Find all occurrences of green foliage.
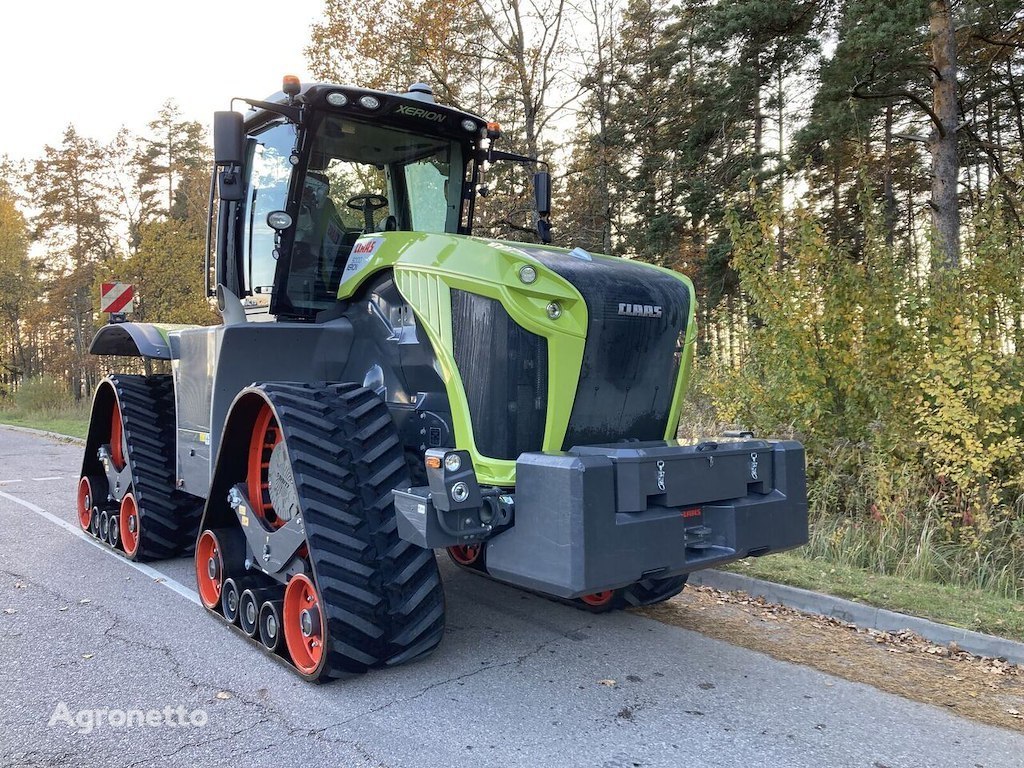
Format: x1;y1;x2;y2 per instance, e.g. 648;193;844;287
0;189;34;390
705;185;1024;598
711;189;917;446
127;218;217;324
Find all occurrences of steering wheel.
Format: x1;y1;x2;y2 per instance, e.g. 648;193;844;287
346;194;389;231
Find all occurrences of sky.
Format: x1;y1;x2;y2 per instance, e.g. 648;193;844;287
0;0;323;162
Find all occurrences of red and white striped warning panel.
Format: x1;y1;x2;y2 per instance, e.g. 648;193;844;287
100;282;135;313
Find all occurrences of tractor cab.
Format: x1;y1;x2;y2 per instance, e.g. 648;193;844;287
210;79;549;321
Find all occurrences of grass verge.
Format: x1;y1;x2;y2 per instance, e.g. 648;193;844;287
723;551;1024;643
0;406;90;440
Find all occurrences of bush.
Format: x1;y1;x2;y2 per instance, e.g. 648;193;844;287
701;187;1024;598
12;377;71;413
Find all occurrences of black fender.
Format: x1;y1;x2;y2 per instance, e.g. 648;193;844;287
89;322;190;360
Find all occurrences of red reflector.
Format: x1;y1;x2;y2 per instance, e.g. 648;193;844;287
681;507;702;519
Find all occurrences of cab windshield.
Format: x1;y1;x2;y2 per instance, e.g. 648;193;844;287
275;115;465;313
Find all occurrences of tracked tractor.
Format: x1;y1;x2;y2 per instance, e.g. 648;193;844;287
77;77;809;681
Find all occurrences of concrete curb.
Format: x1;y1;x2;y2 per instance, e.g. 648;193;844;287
689;569;1024;665
0;423;85;446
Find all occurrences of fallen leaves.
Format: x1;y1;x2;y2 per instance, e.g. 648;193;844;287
636;585;1024;731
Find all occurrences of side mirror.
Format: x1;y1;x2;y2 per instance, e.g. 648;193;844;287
214;111;245;202
214;111;244;165
533;171;551;217
533;171;552;244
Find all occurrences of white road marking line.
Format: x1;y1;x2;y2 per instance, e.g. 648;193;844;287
0;489;201;606
0;479;24;485
31;476;64;481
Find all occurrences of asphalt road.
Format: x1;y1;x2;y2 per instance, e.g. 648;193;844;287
1;426;1021;768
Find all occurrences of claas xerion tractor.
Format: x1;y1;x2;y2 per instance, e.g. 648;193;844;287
76;77;808;681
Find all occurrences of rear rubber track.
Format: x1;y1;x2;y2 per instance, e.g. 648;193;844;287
447;544;688;612
108;374;203;559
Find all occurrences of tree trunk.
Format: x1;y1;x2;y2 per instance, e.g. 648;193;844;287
929;0;960;270
883;104;896;248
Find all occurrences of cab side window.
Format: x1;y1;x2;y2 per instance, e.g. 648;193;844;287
241;122;295;305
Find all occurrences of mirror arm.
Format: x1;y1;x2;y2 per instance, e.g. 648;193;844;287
235;98;302;125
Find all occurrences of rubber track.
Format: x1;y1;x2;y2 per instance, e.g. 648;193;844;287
109;374;203;560
261;382;445;678
621;574;689;607
448;546;688;611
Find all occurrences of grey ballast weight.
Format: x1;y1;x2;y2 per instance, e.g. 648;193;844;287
395;439;807;598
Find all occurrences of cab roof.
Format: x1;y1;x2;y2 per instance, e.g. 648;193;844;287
245;82;488;143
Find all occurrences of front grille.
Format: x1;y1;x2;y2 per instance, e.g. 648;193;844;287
451;290;548;460
524;250;690;448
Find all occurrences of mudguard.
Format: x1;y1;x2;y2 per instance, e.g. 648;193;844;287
89;322;200;360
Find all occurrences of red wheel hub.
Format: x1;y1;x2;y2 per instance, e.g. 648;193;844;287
120;493;140;557
247;402;284;528
195;530;224;609
283;573;325;675
447;544;482;566
580;590;615;607
76;476;94;531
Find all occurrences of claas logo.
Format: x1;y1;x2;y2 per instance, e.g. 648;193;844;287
618;303;663;318
353;240;378;255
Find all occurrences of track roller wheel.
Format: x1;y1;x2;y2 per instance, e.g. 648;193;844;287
195;528;247;611
221;578;245;624
283;574;324;677
77;476;103;532
576;589;624;613
107;514;120;548
119;494;140;558
89;509;101;538
240;587;281;638
196;530;224;610
259;600;284;652
98;509;111;542
447;544;485;569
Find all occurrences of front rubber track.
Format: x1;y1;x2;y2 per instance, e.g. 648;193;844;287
205;382;446;680
93;374;203;560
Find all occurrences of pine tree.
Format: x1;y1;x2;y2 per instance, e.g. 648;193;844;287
28;127;118;399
